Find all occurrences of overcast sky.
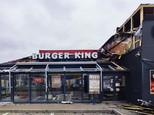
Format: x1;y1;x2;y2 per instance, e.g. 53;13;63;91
0;0;154;63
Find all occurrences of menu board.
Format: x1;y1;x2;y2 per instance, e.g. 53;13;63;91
150;70;154;94
89;74;100;94
52;76;61;88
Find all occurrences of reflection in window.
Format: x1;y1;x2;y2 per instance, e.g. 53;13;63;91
65;74;82;100
103;76;114;100
14;74;29;101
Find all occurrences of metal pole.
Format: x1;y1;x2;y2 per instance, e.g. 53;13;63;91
96;63;103;102
9;65;16;94
45;64;49;100
96;63;103;92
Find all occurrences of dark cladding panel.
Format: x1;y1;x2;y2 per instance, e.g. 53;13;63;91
142;14;154;102
118;48;142;103
142;15;154;60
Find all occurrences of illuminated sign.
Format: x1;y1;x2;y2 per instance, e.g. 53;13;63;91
32;50;98;60
150;70;154;94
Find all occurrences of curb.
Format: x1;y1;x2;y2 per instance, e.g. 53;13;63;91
0;109;123;115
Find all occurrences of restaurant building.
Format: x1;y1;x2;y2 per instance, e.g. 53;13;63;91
0;4;154;103
0;49;127;103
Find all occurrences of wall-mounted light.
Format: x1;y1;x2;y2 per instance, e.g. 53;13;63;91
135;51;141;57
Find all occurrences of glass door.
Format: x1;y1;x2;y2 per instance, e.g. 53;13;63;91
103;76;114;100
65;74;82;101
115;76;126;100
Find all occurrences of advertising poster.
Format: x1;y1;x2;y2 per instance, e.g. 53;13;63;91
150;70;154;94
52;76;61;88
89;74;100;94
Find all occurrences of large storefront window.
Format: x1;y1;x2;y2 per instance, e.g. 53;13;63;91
47;73;100;102
1;75;10;101
48;74;64;101
31;74;46;101
103;75;126;101
14;74;29;102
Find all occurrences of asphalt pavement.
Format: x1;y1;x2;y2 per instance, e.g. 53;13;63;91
0;102;137;115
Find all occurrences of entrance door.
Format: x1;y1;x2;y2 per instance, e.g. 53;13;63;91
103;76;114;100
115;75;126;101
65;74;82;101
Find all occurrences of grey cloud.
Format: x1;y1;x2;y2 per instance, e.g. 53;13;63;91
1;0;154;63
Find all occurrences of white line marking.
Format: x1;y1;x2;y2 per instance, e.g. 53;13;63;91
2;113;9;115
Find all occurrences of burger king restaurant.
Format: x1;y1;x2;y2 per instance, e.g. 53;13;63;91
0;50;127;103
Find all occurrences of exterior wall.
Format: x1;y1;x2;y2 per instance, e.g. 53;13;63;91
142;15;154;102
119;14;154;103
118;48;142;103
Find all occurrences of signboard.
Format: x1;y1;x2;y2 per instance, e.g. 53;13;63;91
33;77;44;83
150;70;154;94
32;50;98;60
52;76;61;88
89;74;100;94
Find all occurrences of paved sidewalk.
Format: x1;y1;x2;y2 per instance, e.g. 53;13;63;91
0;102;137;115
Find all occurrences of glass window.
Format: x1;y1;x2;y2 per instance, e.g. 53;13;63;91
1;75;10;101
48;74;64;101
14;74;29;102
31;74;46;101
103;76;114;100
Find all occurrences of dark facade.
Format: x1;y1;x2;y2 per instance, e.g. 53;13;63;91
99;4;154;104
118;48;142;103
119;11;154;104
142;15;154;103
